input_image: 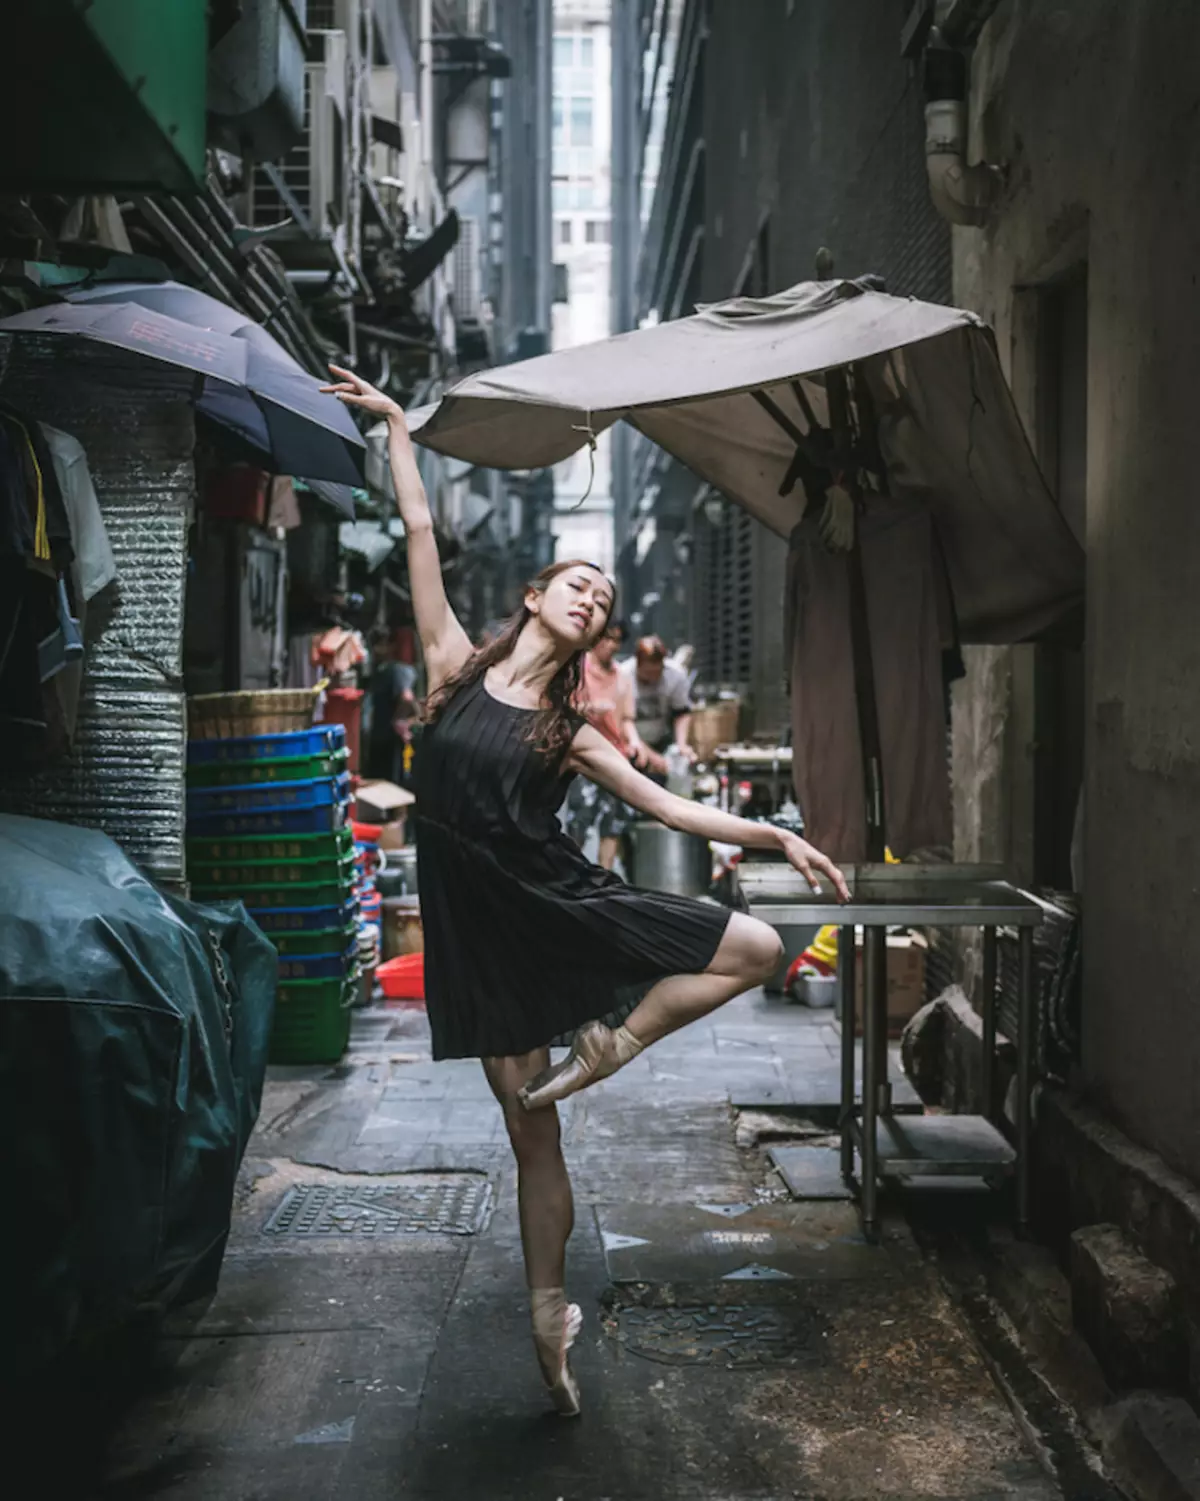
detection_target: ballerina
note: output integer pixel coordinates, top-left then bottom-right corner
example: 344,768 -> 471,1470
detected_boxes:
322,367 -> 849,1415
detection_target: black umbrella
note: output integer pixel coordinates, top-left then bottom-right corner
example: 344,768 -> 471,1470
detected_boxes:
0,284 -> 366,489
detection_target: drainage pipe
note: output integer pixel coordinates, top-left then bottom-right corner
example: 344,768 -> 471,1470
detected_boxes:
923,42 -> 1002,227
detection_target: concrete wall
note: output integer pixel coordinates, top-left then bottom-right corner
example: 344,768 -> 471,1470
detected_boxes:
700,0 -> 949,303
953,0 -> 1200,1179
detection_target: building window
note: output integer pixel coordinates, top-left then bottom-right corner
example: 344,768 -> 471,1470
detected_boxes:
552,180 -> 569,211
580,34 -> 594,69
585,219 -> 609,244
557,218 -> 573,246
553,35 -> 574,67
570,98 -> 593,147
552,95 -> 564,147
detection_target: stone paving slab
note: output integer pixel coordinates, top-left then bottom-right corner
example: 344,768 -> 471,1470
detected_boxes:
596,1200 -> 892,1285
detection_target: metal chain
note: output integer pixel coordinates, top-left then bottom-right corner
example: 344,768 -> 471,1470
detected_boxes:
207,929 -> 235,1045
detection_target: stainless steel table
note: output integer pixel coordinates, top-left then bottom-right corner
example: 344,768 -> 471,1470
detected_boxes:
734,862 -> 1045,1240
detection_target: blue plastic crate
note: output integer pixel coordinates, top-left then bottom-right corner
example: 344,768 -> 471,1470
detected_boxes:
275,941 -> 358,983
186,802 -> 349,838
247,900 -> 358,934
187,772 -> 351,818
187,725 -> 346,765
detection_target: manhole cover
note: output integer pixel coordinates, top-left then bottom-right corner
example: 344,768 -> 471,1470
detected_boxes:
264,1177 -> 491,1238
614,1302 -> 827,1368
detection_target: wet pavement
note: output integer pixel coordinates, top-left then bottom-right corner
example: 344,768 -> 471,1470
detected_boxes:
97,990 -> 1074,1499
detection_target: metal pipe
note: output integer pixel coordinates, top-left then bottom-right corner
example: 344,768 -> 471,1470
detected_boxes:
419,0 -> 435,223
925,98 -> 1002,226
1016,924 -> 1035,1234
839,924 -> 858,1183
981,925 -> 998,1120
860,924 -> 886,1239
533,0 -> 552,332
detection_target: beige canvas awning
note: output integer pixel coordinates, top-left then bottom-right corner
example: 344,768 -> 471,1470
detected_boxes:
407,279 -> 1084,643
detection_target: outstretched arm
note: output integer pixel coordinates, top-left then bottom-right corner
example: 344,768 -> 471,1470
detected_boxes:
322,366 -> 472,690
566,724 -> 849,899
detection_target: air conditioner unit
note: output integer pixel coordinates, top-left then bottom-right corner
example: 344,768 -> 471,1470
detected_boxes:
250,27 -> 346,235
453,215 -> 481,321
306,30 -> 347,234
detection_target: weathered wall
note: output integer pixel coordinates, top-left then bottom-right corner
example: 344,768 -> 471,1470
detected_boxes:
701,0 -> 950,303
953,0 -> 1200,1178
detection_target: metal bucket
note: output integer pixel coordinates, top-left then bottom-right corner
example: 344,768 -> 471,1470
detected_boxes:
629,822 -> 711,896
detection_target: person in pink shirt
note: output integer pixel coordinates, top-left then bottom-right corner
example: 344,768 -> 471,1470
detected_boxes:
566,619 -> 637,868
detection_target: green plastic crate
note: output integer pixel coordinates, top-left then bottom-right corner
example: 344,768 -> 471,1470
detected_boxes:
192,875 -> 356,910
186,747 -> 350,788
269,974 -> 356,1065
187,852 -> 356,891
186,827 -> 354,864
271,922 -> 359,957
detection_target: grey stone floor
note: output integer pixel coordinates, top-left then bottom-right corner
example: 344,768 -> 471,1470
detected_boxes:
96,989 -> 1070,1500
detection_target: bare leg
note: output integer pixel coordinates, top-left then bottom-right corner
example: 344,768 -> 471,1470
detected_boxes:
597,835 -> 619,870
483,1050 -> 584,1415
621,911 -> 782,1045
519,913 -> 782,1110
483,1049 -> 573,1288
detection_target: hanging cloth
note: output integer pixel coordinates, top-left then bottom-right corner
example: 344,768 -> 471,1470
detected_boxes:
786,494 -> 954,862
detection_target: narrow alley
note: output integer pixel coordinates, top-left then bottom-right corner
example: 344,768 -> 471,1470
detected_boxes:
99,992 -> 1097,1501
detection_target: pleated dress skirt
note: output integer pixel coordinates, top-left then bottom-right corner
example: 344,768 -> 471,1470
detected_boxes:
412,674 -> 732,1060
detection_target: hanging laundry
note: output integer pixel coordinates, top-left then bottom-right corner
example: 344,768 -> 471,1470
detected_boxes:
42,423 -> 115,601
266,475 -> 303,531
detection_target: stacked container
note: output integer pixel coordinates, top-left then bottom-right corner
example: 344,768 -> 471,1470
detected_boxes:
185,724 -> 358,1064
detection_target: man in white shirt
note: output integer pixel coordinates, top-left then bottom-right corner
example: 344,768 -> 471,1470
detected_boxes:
618,635 -> 695,777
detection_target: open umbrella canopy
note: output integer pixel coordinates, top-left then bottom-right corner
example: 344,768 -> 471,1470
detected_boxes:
0,283 -> 365,491
409,279 -> 1085,644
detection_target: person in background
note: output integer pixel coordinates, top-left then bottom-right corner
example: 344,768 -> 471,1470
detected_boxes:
620,635 -> 696,777
364,626 -> 419,785
565,617 -> 637,869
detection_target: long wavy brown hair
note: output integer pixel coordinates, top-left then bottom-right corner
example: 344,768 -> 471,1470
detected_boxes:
423,559 -> 616,762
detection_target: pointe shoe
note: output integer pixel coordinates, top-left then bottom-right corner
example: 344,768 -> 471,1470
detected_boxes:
517,1021 -> 644,1111
530,1288 -> 583,1417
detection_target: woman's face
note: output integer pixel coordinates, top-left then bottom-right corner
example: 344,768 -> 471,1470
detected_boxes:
530,566 -> 615,650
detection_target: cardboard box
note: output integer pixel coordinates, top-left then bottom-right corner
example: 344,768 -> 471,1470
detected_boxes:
849,933 -> 927,1036
356,779 -> 415,827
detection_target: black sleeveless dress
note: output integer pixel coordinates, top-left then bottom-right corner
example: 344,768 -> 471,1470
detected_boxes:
412,674 -> 732,1060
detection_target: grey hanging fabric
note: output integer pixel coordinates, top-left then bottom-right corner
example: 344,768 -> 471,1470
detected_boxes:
787,495 -> 953,862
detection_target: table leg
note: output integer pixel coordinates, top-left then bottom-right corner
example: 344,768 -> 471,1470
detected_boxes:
860,924 -> 887,1240
839,924 -> 857,1182
981,926 -> 998,1122
1016,925 -> 1035,1235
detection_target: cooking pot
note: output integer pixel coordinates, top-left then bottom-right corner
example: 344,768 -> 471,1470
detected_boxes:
629,822 -> 711,897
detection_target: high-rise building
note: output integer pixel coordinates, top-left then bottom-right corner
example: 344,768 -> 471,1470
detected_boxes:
549,0 -> 613,573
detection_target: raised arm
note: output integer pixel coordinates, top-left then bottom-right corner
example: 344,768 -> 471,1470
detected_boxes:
322,366 -> 472,689
566,724 -> 849,899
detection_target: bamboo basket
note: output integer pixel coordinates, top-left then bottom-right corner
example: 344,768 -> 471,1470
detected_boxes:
188,687 -> 322,740
689,700 -> 741,763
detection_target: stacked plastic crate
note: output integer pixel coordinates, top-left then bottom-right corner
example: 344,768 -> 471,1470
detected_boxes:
186,724 -> 358,1064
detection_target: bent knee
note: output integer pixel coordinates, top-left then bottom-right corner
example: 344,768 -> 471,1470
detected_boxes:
741,918 -> 783,983
755,925 -> 785,981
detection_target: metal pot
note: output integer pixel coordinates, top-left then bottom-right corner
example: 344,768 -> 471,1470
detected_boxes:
629,822 -> 711,897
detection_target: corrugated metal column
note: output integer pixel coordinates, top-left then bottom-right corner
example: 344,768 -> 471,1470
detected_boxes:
0,339 -> 195,885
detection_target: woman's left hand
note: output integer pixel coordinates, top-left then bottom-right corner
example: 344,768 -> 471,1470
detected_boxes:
779,830 -> 851,902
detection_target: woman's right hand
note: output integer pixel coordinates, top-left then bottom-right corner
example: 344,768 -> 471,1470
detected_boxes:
321,364 -> 404,421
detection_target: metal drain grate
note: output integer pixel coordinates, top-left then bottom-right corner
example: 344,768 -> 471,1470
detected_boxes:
615,1303 -> 828,1368
264,1178 -> 492,1238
